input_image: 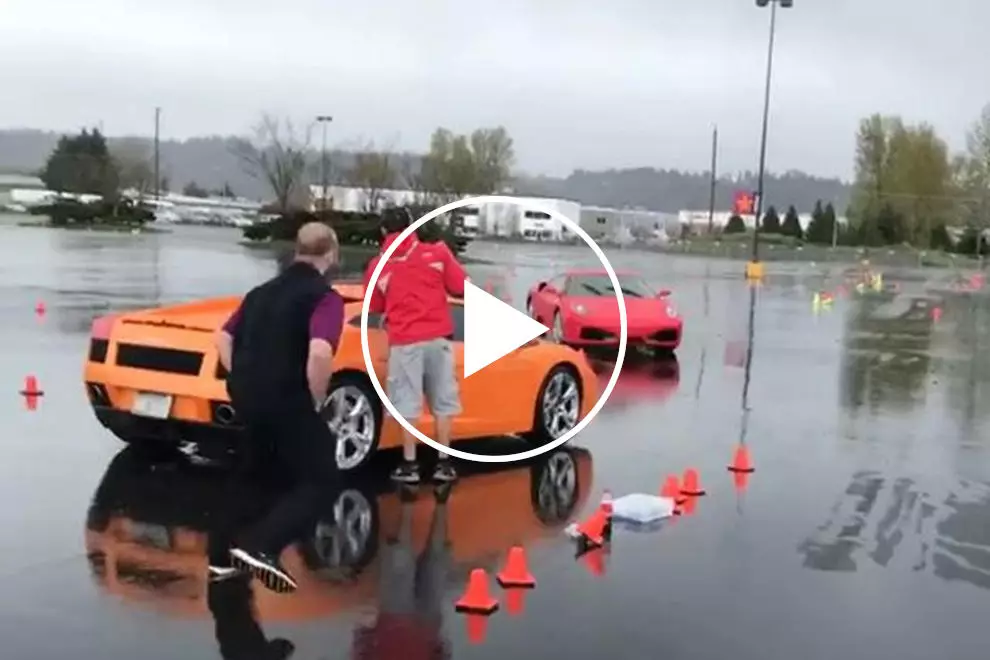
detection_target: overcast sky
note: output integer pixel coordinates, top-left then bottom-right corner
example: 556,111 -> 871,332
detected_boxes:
2,0 -> 987,181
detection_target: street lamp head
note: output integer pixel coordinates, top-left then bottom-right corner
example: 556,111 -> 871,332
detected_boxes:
316,115 -> 333,122
756,0 -> 769,6
757,0 -> 793,5
779,0 -> 793,7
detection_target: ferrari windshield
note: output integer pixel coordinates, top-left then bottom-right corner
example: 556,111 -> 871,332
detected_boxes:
564,274 -> 655,298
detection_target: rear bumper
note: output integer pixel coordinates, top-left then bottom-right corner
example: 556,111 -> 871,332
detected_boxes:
92,405 -> 244,444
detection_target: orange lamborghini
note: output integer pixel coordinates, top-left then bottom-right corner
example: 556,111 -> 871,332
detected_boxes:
84,445 -> 593,622
83,282 -> 598,471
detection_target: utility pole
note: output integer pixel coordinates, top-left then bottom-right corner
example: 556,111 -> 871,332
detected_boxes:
154,107 -> 161,201
708,125 -> 719,235
749,0 -> 793,277
316,115 -> 333,212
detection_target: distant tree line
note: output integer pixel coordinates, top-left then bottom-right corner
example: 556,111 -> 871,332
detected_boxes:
719,103 -> 990,256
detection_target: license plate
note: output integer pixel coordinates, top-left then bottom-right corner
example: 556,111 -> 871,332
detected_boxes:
131,392 -> 173,419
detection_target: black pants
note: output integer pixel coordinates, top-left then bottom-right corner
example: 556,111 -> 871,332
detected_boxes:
223,395 -> 340,558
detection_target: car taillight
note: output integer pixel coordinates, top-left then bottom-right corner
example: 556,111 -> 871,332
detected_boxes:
90,314 -> 118,340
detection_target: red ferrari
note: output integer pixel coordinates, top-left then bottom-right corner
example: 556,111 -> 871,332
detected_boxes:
525,269 -> 683,354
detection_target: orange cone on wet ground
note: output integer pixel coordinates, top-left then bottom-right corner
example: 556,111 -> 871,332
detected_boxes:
497,546 -> 536,588
19,375 -> 44,397
661,474 -> 687,504
727,444 -> 755,473
680,468 -> 706,496
455,569 -> 499,614
505,588 -> 527,616
20,375 -> 43,412
465,613 -> 490,644
575,507 -> 608,547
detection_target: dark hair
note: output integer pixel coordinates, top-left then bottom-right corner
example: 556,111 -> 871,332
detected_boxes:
380,206 -> 412,234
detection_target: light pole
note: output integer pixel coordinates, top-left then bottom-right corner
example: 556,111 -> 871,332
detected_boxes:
316,115 -> 333,212
707,125 -> 718,235
154,107 -> 161,201
748,0 -> 792,279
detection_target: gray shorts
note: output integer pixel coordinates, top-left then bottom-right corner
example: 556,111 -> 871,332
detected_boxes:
387,338 -> 461,420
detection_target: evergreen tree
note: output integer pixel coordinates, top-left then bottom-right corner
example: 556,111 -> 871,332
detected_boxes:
781,205 -> 803,239
761,205 -> 781,233
40,128 -> 119,195
724,214 -> 746,234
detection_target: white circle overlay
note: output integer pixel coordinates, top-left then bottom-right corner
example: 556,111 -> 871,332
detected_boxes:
360,195 -> 627,463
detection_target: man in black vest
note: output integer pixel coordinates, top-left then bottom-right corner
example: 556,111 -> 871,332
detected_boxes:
214,221 -> 345,594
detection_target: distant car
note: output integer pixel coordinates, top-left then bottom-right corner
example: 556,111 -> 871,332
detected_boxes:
83,282 -> 598,472
525,269 -> 683,354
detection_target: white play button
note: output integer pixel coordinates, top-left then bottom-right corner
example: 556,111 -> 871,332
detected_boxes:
463,280 -> 550,378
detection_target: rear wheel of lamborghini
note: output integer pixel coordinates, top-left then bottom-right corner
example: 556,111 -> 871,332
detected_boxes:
523,364 -> 582,445
321,373 -> 382,472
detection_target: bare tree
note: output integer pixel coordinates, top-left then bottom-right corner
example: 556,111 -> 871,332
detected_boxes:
112,142 -> 154,198
345,139 -> 397,212
232,114 -> 313,213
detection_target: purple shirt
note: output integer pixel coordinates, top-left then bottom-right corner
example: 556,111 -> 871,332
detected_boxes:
223,291 -> 345,352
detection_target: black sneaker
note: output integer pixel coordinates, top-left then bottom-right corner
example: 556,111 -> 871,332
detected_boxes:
391,461 -> 421,484
229,548 -> 298,594
433,460 -> 458,483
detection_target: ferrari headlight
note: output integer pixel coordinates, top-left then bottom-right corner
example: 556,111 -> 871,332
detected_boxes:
666,305 -> 677,317
572,303 -> 587,315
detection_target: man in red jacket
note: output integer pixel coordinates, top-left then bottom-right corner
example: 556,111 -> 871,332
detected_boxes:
365,207 -> 467,484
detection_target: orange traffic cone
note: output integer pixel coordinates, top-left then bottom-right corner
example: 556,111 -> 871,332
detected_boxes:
35,301 -> 46,317
20,375 -> 43,412
680,468 -> 706,496
497,546 -> 535,588
727,445 -> 755,474
505,588 -> 527,616
455,569 -> 499,614
680,495 -> 699,517
575,507 -> 608,548
465,613 -> 489,644
660,474 -> 687,504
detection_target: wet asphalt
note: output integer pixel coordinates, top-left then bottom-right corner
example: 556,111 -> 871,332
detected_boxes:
2,219 -> 990,659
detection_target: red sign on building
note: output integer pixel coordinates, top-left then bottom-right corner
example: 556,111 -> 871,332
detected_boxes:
733,190 -> 755,215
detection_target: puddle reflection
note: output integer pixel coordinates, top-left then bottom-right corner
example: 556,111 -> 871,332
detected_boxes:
84,444 -> 593,634
798,470 -> 990,591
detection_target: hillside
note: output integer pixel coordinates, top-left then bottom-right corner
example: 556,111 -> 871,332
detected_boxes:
0,128 -> 851,214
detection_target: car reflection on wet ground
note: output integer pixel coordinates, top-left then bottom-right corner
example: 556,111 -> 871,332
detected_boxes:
3,223 -> 990,659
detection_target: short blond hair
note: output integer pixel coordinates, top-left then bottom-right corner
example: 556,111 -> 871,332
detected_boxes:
296,221 -> 338,257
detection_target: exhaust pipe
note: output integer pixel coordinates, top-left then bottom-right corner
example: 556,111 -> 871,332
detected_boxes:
215,403 -> 237,425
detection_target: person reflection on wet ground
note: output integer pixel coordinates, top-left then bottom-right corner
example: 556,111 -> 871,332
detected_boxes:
206,462 -> 301,659
351,484 -> 454,660
208,574 -> 296,660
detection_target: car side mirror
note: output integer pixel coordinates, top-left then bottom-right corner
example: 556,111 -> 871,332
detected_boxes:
656,289 -> 672,298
